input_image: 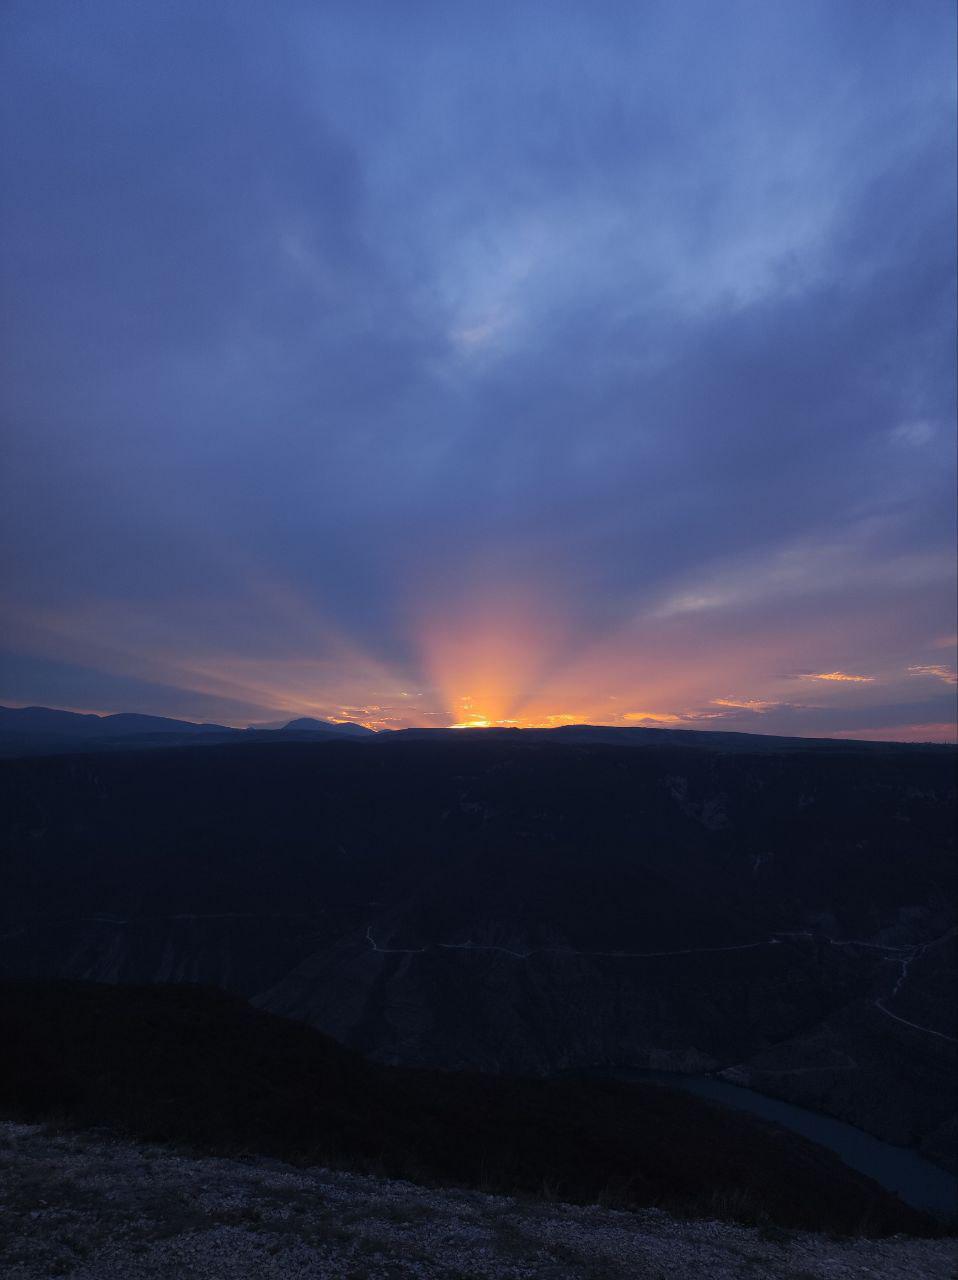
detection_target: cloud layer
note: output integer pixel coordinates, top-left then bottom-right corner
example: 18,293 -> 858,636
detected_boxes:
1,1 -> 955,738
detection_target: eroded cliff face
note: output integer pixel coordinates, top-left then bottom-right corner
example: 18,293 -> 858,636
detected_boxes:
256,922 -> 869,1072
1,737 -> 955,1161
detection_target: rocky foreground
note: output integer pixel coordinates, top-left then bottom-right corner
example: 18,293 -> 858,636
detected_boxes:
1,1122 -> 954,1280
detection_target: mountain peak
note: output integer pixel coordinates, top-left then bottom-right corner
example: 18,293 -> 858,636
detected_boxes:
281,717 -> 375,737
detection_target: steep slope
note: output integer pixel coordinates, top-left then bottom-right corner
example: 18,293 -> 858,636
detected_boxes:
0,981 -> 936,1235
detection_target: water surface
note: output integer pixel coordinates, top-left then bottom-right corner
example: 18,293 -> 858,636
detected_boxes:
618,1070 -> 957,1220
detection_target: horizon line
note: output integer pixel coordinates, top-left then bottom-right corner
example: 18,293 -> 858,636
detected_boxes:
0,703 -> 954,746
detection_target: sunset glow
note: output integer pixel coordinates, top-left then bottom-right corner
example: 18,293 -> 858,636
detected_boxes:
1,579 -> 954,740
0,4 -> 954,745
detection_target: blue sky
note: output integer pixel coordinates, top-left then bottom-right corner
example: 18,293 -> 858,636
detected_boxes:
1,1 -> 955,736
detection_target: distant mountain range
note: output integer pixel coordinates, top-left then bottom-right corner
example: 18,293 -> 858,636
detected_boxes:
0,705 -> 952,759
0,706 -> 232,737
0,705 -> 375,749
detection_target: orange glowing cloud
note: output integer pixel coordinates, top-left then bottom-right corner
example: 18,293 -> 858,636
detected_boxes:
799,671 -> 874,683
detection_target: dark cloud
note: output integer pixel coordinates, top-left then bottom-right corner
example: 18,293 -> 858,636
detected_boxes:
1,1 -> 954,735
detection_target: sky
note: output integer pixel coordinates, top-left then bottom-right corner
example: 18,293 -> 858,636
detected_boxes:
1,0 -> 956,739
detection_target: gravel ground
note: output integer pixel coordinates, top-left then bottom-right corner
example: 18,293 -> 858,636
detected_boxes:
0,1121 -> 954,1280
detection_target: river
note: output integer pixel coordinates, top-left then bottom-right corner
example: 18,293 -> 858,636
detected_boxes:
617,1071 -> 957,1220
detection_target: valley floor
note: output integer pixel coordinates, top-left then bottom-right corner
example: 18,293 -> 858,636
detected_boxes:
1,1122 -> 954,1280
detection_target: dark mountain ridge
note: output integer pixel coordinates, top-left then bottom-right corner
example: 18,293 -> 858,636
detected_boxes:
0,704 -> 952,759
0,705 -> 374,755
389,723 -> 953,753
0,706 -> 231,737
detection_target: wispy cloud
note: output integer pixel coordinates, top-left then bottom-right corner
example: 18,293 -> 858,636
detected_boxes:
651,530 -> 954,622
622,711 -> 688,725
798,672 -> 874,683
887,420 -> 936,448
908,664 -> 958,685
711,698 -> 781,712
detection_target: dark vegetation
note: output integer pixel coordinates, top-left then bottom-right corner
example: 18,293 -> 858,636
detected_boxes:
0,979 -> 938,1237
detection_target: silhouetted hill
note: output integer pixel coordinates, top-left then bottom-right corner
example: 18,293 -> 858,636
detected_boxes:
0,705 -> 231,738
388,724 -> 950,753
0,705 -> 378,755
282,717 -> 375,736
2,705 -> 953,758
0,979 -> 936,1236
